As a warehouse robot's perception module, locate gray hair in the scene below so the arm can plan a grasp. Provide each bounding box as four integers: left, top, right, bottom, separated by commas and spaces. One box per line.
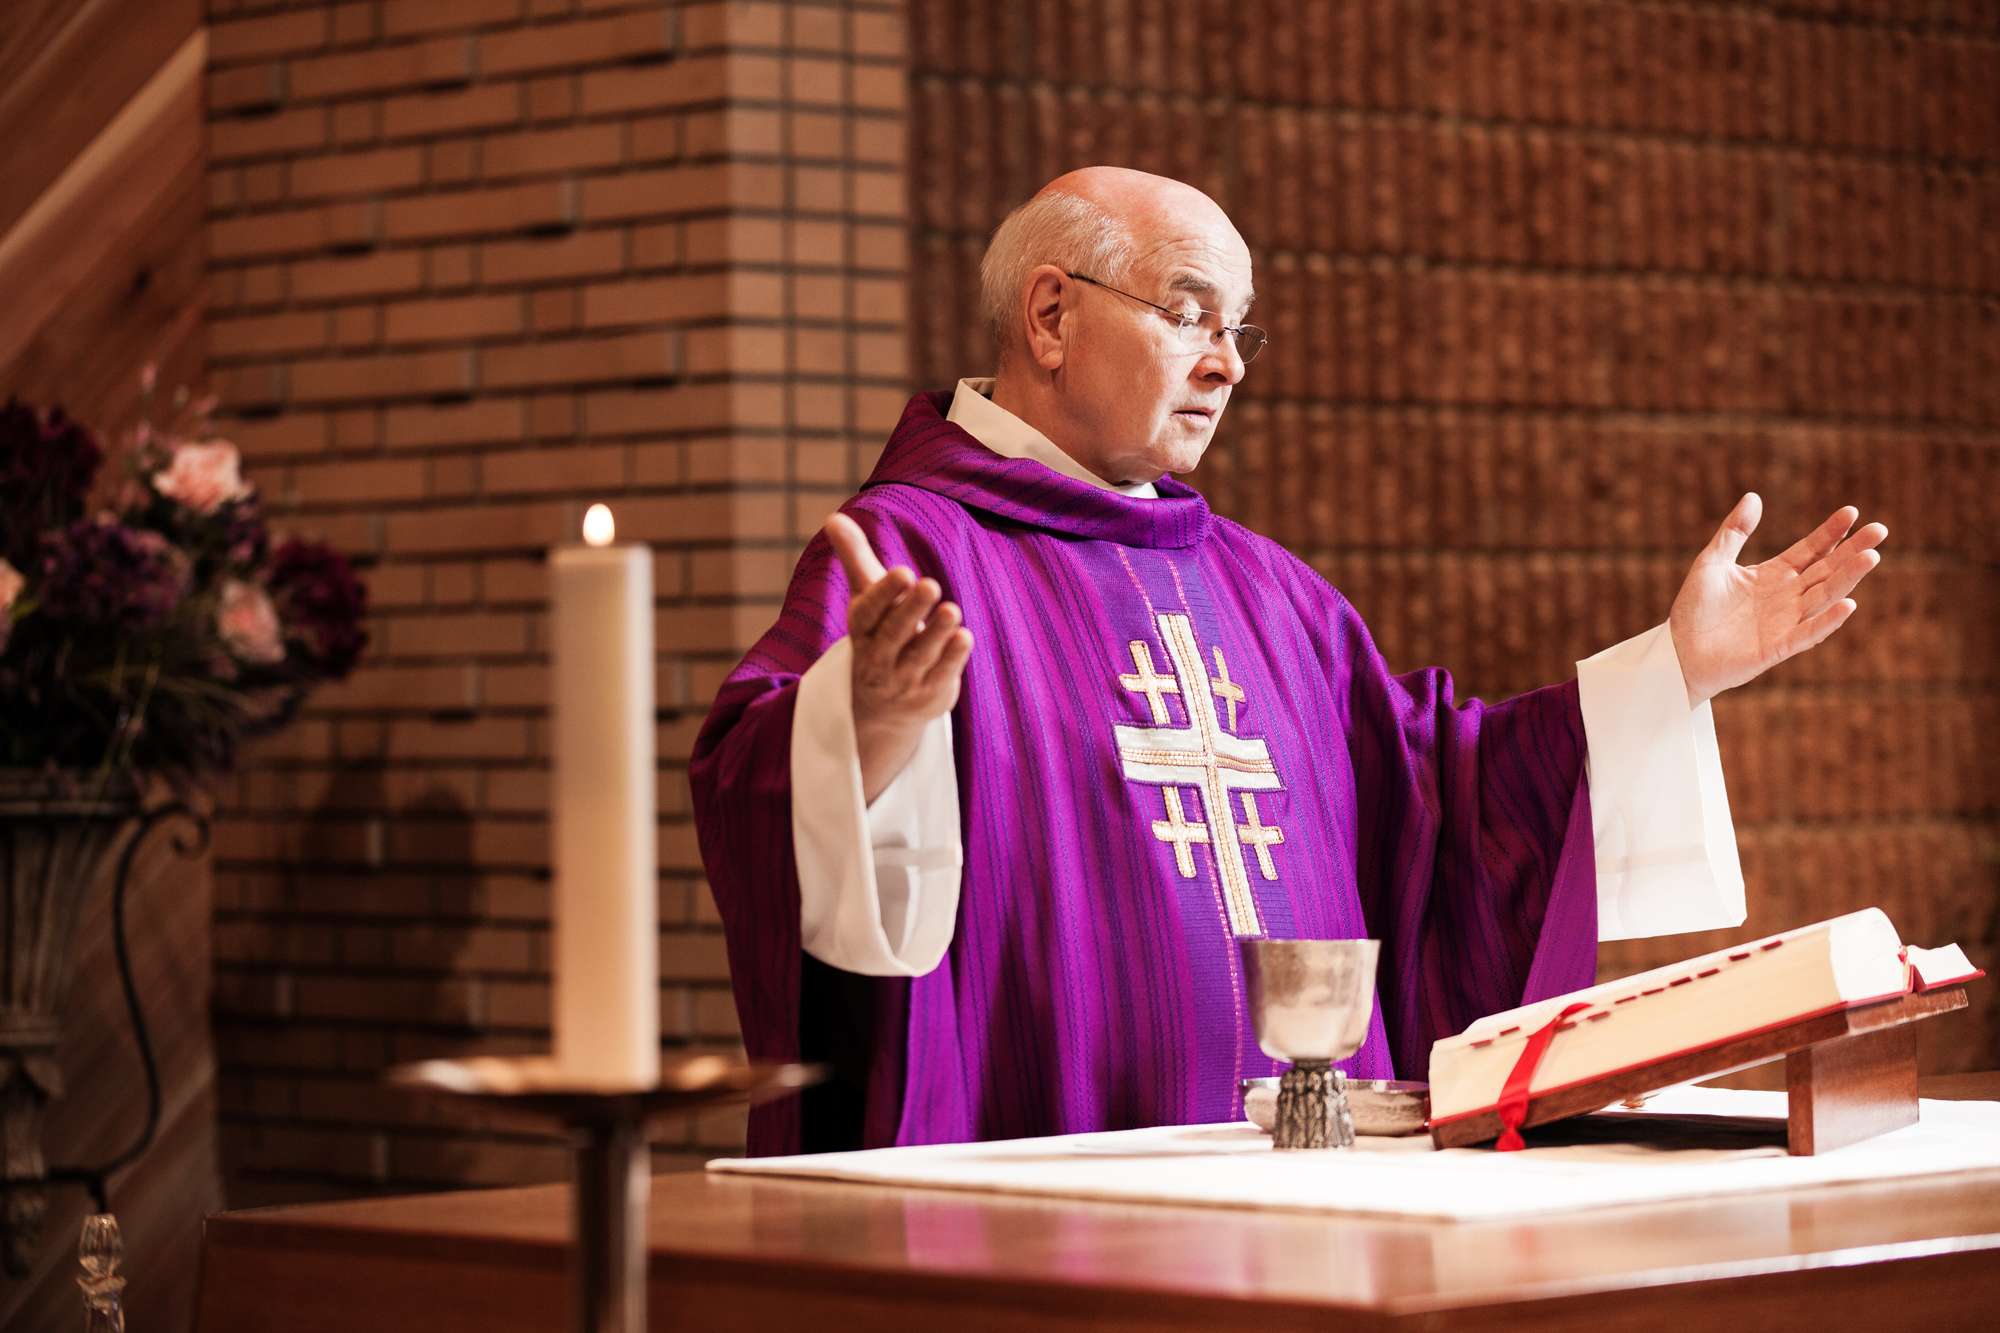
978, 191, 1137, 364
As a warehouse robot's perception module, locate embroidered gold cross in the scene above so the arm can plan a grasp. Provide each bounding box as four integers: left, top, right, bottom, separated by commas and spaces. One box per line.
1118, 641, 1179, 724
1210, 647, 1245, 732
1236, 793, 1284, 880
1151, 788, 1210, 877
1114, 613, 1285, 937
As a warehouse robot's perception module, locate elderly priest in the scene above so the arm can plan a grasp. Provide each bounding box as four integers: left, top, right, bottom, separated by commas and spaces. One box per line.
690, 167, 1887, 1156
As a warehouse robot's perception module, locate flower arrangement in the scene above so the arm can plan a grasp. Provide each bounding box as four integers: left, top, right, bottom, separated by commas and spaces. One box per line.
0, 369, 367, 789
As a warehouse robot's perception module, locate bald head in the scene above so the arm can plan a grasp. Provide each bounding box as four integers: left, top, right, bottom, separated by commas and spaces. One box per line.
977, 167, 1257, 487
1033, 167, 1237, 246
978, 168, 1253, 368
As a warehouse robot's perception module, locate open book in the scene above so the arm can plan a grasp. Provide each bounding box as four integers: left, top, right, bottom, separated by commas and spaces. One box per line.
1428, 908, 1983, 1131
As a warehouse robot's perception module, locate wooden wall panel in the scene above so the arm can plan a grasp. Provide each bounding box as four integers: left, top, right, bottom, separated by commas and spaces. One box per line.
0, 0, 204, 239
0, 6, 215, 1332
0, 22, 207, 424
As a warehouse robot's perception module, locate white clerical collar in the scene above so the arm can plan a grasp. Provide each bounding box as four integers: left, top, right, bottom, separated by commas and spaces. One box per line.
946, 377, 1159, 499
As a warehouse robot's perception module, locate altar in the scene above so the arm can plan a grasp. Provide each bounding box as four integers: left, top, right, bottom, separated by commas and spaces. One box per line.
192, 1073, 2000, 1331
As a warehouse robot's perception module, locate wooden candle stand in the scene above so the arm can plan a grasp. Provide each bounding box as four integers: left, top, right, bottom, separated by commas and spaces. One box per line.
1431, 986, 1970, 1154
387, 1055, 820, 1333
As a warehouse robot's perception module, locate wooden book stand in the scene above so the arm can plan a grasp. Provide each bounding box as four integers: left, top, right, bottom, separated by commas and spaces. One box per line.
1430, 986, 1970, 1155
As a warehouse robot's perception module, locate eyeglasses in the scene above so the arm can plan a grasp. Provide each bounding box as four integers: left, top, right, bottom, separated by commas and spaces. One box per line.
1064, 272, 1268, 365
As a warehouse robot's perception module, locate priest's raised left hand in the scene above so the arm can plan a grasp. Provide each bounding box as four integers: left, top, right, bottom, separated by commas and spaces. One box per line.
1668, 493, 1887, 708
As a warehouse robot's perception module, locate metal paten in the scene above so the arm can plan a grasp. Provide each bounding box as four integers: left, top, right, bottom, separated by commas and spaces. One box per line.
1241, 1078, 1431, 1137
1238, 938, 1381, 1150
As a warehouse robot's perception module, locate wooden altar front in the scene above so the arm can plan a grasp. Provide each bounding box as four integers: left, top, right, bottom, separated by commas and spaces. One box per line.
194, 1073, 2000, 1332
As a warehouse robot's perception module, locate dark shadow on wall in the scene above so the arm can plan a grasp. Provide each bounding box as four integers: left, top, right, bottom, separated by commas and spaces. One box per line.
216, 774, 496, 1214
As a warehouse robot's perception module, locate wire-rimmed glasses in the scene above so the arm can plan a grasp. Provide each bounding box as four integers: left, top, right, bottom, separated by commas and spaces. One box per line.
1065, 271, 1268, 364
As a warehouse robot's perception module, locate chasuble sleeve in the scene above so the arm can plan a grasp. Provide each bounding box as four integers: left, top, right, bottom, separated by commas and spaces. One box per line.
689, 504, 956, 1151
1295, 567, 1601, 1081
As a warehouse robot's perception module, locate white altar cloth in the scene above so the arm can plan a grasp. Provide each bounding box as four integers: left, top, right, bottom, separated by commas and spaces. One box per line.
708, 1087, 2000, 1222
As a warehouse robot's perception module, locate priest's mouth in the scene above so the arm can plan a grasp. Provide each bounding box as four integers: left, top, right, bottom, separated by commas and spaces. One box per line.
1173, 408, 1216, 421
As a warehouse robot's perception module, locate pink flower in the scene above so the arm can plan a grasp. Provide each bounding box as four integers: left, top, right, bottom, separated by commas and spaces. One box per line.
152, 440, 250, 514
217, 579, 284, 665
0, 556, 20, 654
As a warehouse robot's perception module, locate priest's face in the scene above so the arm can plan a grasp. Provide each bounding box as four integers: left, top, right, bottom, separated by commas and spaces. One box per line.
1063, 222, 1255, 485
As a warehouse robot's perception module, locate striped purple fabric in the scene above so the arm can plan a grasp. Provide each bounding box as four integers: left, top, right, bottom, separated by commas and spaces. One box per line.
690, 391, 1598, 1156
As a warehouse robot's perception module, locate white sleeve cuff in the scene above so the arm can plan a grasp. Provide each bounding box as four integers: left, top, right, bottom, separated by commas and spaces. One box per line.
1576, 622, 1747, 941
791, 637, 963, 976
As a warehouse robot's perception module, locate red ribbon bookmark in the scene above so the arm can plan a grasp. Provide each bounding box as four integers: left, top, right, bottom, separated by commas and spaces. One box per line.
1493, 1002, 1592, 1151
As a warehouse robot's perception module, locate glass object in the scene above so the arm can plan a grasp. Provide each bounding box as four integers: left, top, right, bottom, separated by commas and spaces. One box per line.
77, 1213, 125, 1332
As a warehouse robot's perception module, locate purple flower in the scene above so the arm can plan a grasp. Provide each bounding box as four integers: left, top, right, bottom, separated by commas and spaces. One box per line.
36, 516, 189, 630
267, 538, 368, 679
0, 382, 369, 787
0, 398, 103, 566
222, 495, 271, 570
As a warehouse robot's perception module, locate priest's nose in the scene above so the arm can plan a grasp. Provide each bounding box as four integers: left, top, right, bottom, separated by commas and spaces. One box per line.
1197, 336, 1246, 386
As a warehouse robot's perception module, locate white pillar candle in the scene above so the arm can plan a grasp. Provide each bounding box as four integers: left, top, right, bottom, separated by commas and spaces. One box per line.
551, 503, 659, 1087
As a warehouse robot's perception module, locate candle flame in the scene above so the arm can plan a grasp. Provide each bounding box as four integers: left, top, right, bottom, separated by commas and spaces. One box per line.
582, 504, 615, 546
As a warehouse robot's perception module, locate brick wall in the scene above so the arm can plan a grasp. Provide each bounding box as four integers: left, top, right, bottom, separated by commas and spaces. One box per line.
204, 0, 904, 1206
206, 0, 1998, 1209
904, 0, 1999, 1069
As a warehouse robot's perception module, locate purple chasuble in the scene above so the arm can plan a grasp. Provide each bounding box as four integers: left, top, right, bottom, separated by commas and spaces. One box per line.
691, 391, 1597, 1156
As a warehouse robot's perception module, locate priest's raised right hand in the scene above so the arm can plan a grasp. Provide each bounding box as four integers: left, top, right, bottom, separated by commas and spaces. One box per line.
824, 512, 975, 803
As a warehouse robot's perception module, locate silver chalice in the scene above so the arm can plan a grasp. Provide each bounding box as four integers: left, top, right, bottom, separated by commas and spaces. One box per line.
1239, 937, 1381, 1150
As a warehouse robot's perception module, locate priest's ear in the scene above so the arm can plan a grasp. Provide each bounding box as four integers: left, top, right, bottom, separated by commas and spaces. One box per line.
1021, 265, 1070, 372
